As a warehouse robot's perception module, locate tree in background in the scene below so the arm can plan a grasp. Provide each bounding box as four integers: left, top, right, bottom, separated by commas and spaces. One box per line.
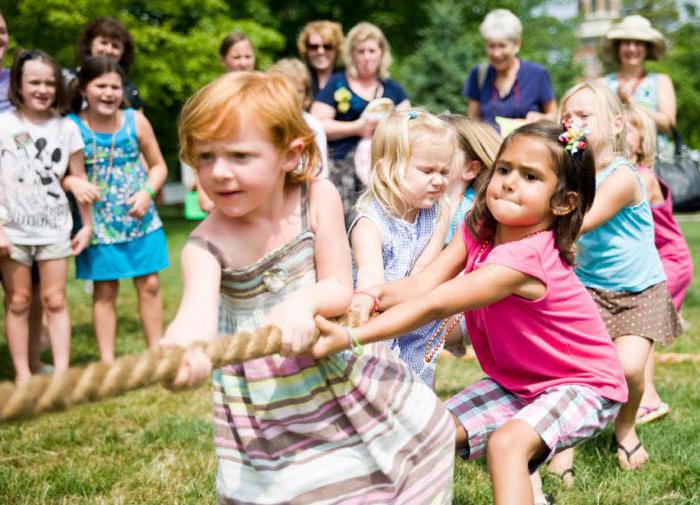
1, 0, 284, 166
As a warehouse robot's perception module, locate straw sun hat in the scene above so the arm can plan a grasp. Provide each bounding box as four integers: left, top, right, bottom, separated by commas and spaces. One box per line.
605, 15, 666, 60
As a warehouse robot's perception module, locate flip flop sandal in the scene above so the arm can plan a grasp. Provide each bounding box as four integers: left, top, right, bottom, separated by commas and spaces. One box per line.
614, 437, 644, 470
636, 402, 670, 425
554, 467, 575, 488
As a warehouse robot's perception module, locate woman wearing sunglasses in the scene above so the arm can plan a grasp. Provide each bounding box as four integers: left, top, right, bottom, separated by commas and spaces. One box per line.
297, 20, 344, 96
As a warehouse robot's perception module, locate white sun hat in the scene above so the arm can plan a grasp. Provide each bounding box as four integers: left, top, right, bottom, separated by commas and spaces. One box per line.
605, 15, 666, 60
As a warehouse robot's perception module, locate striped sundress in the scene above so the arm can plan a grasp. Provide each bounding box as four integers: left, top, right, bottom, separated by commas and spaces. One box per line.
189, 185, 455, 504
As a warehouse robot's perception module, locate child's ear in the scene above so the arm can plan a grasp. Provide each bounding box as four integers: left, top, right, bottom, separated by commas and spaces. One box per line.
463, 159, 482, 183
552, 191, 578, 216
281, 138, 305, 173
611, 114, 625, 138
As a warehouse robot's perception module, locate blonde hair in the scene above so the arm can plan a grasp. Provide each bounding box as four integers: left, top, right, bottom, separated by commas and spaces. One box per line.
358, 110, 456, 217
620, 96, 657, 166
559, 81, 627, 157
297, 20, 344, 66
344, 22, 392, 80
268, 58, 312, 110
178, 71, 319, 182
480, 9, 522, 42
439, 114, 501, 185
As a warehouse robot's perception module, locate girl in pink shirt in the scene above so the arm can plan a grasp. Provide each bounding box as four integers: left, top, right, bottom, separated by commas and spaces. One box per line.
312, 121, 628, 505
623, 99, 692, 424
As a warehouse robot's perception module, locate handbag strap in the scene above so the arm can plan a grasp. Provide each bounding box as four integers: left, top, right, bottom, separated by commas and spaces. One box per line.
669, 126, 684, 157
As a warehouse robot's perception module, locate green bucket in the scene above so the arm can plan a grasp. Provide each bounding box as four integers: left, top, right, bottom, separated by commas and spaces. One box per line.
184, 190, 208, 221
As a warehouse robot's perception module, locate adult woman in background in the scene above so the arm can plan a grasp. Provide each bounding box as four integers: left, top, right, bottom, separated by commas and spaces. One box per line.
463, 9, 556, 134
219, 32, 256, 72
602, 15, 675, 161
297, 20, 343, 96
67, 17, 142, 109
311, 21, 409, 213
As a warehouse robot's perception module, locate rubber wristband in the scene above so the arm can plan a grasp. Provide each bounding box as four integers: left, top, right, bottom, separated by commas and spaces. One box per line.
354, 290, 379, 313
344, 327, 364, 356
143, 183, 156, 199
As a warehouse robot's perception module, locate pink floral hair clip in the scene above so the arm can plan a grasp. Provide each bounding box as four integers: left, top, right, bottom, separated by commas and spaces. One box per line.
559, 120, 589, 155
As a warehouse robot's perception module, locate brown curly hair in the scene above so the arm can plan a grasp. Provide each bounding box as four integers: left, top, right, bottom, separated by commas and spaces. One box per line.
76, 17, 134, 73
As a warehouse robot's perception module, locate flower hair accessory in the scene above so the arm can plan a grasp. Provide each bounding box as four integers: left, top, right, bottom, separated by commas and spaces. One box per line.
559, 121, 589, 155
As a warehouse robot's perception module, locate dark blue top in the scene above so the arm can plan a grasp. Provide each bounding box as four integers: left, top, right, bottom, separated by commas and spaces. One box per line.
462, 60, 554, 130
315, 72, 408, 161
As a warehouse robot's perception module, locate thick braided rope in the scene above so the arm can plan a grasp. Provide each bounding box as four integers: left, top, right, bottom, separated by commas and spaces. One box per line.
0, 313, 356, 423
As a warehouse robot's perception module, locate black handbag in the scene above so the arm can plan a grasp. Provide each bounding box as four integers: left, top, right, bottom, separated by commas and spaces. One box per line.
654, 127, 700, 212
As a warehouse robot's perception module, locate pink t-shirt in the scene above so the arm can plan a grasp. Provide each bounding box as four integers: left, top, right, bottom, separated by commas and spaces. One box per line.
461, 225, 628, 403
638, 165, 693, 311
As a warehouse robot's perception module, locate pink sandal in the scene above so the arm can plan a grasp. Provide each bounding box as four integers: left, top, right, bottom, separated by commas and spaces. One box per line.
636, 402, 669, 425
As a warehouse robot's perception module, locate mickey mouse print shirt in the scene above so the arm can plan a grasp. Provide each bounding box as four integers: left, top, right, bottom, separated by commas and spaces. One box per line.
0, 111, 84, 244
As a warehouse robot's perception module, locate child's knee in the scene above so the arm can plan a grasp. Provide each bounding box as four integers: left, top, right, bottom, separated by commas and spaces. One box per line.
622, 360, 646, 389
7, 291, 32, 315
137, 274, 160, 297
487, 425, 523, 460
41, 291, 67, 313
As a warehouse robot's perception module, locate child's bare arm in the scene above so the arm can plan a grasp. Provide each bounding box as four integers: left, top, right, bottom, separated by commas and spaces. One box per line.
62, 175, 101, 204
350, 216, 384, 321
66, 150, 93, 255
581, 165, 642, 234
129, 111, 168, 218
162, 242, 222, 347
161, 241, 222, 389
312, 263, 533, 358
411, 204, 450, 275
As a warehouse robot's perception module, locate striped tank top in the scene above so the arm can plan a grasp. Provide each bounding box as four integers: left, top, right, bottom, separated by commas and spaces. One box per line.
189, 184, 455, 504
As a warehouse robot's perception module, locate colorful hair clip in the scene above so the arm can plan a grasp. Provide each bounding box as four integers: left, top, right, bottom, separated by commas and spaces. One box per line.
559, 120, 589, 155
407, 111, 418, 120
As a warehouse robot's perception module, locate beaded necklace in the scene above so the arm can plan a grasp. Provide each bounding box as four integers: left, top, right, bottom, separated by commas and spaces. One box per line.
423, 239, 489, 363
84, 110, 118, 184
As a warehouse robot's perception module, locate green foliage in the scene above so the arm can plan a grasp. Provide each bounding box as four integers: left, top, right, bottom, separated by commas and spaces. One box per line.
397, 0, 480, 114
396, 0, 580, 114
0, 0, 284, 169
225, 0, 432, 59
655, 16, 700, 147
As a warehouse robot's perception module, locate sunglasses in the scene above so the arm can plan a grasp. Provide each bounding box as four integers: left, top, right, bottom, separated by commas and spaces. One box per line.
308, 43, 334, 52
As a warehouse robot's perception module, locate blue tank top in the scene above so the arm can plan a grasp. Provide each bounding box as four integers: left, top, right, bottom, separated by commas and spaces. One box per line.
576, 157, 665, 292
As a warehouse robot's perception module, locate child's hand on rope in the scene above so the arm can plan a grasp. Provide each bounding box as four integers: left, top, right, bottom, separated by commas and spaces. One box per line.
349, 291, 377, 325
168, 345, 212, 390
266, 299, 317, 356
311, 315, 352, 359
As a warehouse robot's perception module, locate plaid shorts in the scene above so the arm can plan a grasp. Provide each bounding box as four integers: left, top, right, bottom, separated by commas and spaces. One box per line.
445, 378, 621, 471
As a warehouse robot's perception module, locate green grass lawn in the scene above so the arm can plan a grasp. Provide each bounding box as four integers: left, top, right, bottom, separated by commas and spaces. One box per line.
1, 206, 699, 504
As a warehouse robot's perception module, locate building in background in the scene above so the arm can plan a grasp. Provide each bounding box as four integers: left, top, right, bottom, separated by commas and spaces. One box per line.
575, 0, 621, 78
